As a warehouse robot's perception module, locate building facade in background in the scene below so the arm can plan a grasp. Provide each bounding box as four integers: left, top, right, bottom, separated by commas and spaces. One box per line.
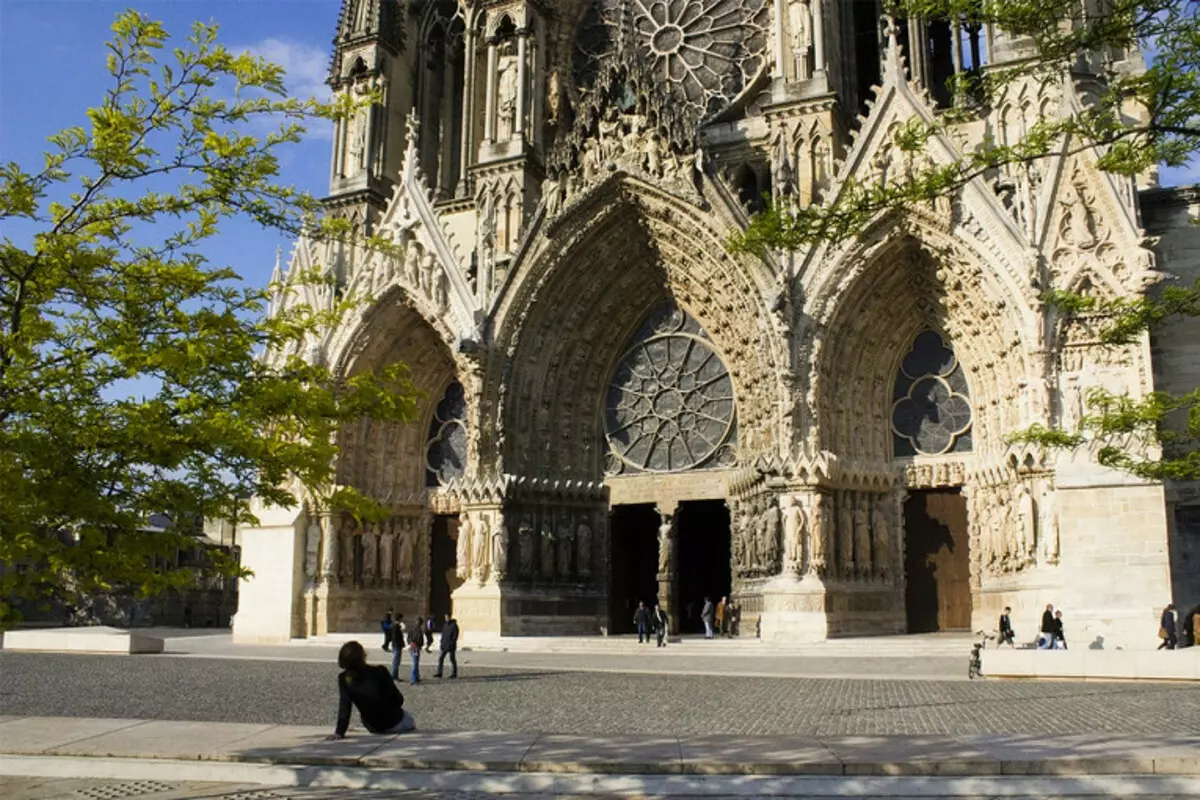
234, 0, 1200, 646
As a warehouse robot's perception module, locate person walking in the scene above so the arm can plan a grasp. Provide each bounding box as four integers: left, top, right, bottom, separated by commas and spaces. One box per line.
634, 601, 651, 644
653, 604, 669, 647
407, 616, 424, 685
1037, 604, 1055, 649
701, 597, 715, 639
727, 599, 740, 637
326, 641, 415, 740
381, 610, 394, 652
424, 616, 435, 653
1158, 604, 1178, 650
1052, 609, 1068, 650
390, 613, 407, 680
998, 606, 1015, 647
435, 615, 459, 678
715, 596, 727, 638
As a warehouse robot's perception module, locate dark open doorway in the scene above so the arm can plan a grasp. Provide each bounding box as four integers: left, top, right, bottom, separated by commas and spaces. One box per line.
429, 514, 460, 624
904, 489, 971, 632
676, 500, 732, 635
608, 504, 660, 634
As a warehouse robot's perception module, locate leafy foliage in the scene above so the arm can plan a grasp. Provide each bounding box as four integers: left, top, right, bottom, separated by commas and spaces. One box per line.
0, 12, 416, 624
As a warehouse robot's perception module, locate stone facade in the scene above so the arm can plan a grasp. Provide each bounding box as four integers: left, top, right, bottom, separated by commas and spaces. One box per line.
232, 0, 1198, 648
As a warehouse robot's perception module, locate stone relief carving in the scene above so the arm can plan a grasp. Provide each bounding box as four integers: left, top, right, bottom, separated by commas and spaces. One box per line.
577, 519, 593, 580
871, 496, 892, 580
539, 515, 556, 580
781, 494, 806, 575
852, 493, 872, 579
557, 511, 576, 581
517, 514, 535, 579
456, 515, 473, 580
474, 513, 491, 582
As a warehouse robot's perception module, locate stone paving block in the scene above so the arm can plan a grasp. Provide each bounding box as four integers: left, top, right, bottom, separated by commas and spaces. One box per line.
45, 720, 276, 759
955, 733, 1195, 775
520, 734, 682, 774
218, 723, 394, 765
0, 716, 145, 754
361, 730, 538, 771
678, 734, 842, 775
821, 735, 1002, 776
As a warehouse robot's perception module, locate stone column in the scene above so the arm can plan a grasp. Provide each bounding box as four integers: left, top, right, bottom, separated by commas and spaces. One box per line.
772, 0, 787, 78
811, 0, 825, 73
483, 39, 498, 143
655, 503, 678, 632
514, 30, 528, 139
458, 27, 477, 193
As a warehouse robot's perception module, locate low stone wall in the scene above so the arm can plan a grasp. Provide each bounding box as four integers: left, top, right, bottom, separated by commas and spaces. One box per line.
983, 647, 1199, 681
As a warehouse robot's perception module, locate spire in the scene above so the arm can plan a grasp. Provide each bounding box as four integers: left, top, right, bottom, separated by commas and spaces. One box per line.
333, 0, 405, 51
270, 245, 283, 285
881, 15, 906, 86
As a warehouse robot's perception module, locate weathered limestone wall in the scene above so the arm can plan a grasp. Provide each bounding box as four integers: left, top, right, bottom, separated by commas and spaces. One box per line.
232, 504, 304, 644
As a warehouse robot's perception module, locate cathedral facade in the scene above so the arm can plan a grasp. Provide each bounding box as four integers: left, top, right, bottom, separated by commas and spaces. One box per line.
233, 0, 1200, 647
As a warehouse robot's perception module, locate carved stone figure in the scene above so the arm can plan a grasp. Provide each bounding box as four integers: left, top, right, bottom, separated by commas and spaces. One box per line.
871, 497, 891, 579
811, 493, 830, 576
837, 491, 855, 577
1039, 489, 1061, 565
1015, 483, 1036, 566
379, 521, 395, 585
539, 516, 556, 580
304, 516, 321, 578
773, 129, 795, 197
362, 524, 379, 583
496, 47, 519, 142
318, 514, 337, 582
644, 134, 663, 178
491, 520, 508, 582
787, 0, 812, 80
396, 517, 416, 585
340, 521, 356, 584
557, 512, 575, 580
782, 495, 806, 575
657, 515, 674, 576
474, 513, 491, 581
456, 515, 473, 580
1061, 180, 1097, 249
853, 494, 872, 578
761, 501, 780, 573
347, 108, 367, 176
517, 514, 535, 579
577, 520, 593, 580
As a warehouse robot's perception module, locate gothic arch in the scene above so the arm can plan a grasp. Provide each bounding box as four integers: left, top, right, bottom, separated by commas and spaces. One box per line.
805, 217, 1033, 464
488, 178, 787, 480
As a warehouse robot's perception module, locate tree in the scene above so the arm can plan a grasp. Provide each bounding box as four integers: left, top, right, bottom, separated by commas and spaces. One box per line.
0, 12, 416, 624
732, 0, 1200, 481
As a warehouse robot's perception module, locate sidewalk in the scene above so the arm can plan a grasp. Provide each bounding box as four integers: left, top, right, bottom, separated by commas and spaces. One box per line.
2, 716, 1197, 777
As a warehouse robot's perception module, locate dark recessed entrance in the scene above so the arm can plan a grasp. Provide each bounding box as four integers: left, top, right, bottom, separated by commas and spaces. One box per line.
429, 514, 460, 623
904, 489, 971, 632
608, 504, 660, 634
676, 500, 732, 635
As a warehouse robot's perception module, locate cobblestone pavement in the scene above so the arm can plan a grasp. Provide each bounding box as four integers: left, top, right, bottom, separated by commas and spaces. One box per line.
2, 653, 1197, 737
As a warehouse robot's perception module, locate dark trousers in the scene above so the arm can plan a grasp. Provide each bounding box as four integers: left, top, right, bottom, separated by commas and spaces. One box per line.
637, 621, 648, 642
656, 628, 666, 647
436, 650, 457, 677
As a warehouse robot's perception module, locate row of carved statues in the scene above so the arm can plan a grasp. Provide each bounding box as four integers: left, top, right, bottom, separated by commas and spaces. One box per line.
457, 507, 602, 586
971, 480, 1061, 575
304, 514, 426, 591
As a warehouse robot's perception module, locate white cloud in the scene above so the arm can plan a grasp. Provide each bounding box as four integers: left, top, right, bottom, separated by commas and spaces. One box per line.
233, 37, 333, 140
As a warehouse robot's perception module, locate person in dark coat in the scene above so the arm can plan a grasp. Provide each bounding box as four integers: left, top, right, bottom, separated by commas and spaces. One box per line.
390, 614, 407, 679
326, 641, 414, 740
1052, 610, 1068, 649
998, 606, 1015, 647
634, 601, 651, 643
381, 610, 394, 652
424, 616, 435, 653
435, 615, 459, 678
653, 604, 669, 647
1038, 604, 1055, 649
1158, 604, 1178, 650
407, 617, 424, 685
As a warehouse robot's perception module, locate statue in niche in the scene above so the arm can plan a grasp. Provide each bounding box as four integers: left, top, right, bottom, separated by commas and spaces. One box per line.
644, 134, 663, 178
379, 520, 395, 585
546, 69, 563, 128
474, 513, 491, 581
763, 501, 780, 572
577, 519, 593, 580
581, 139, 602, 182
871, 497, 891, 579
362, 524, 379, 583
731, 510, 747, 574
1039, 489, 1060, 565
396, 517, 416, 585
404, 242, 421, 286
540, 515, 556, 580
491, 520, 508, 582
434, 271, 448, 310
599, 107, 623, 162
304, 516, 321, 578
744, 510, 759, 574
812, 138, 831, 193
340, 522, 357, 584
853, 494, 872, 579
1060, 179, 1097, 249
837, 491, 855, 577
456, 515, 473, 580
319, 514, 338, 581
772, 129, 795, 197
517, 514, 535, 579
657, 514, 674, 576
788, 0, 813, 80
557, 512, 575, 581
812, 493, 830, 576
419, 252, 435, 295
1015, 483, 1036, 566
496, 43, 519, 142
781, 495, 806, 575
347, 107, 367, 177
542, 173, 566, 217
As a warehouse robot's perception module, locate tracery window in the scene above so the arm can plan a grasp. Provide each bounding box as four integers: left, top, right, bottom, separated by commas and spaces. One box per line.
426, 381, 468, 486
604, 302, 737, 475
891, 330, 973, 457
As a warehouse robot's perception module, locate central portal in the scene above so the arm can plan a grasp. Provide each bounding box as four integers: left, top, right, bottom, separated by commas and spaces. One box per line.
676, 500, 732, 635
904, 489, 971, 632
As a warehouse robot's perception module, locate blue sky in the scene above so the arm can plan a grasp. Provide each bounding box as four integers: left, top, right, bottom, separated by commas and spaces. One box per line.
0, 0, 340, 291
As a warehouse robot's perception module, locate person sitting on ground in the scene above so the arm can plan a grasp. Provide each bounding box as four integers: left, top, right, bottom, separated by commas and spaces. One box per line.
1052, 609, 1068, 650
998, 606, 1015, 647
1037, 604, 1055, 649
326, 641, 415, 740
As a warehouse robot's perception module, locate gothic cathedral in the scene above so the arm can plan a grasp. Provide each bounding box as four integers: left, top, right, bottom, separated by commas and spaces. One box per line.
234, 0, 1200, 647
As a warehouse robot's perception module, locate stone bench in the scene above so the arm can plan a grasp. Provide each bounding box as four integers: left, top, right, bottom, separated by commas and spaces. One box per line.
982, 647, 1199, 681
0, 626, 163, 655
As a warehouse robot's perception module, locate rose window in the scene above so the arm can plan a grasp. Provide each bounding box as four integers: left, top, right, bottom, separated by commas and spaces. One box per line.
891, 330, 973, 457
426, 381, 468, 486
604, 303, 737, 474
575, 0, 770, 131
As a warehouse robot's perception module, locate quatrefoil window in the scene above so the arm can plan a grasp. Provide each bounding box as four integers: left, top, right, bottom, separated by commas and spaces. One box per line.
891, 330, 973, 457
426, 381, 468, 486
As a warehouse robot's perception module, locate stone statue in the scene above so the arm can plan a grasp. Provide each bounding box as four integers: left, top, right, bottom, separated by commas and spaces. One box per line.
813, 493, 831, 575
599, 108, 622, 162
644, 134, 663, 178
853, 495, 872, 578
517, 514, 535, 578
772, 129, 794, 197
404, 242, 420, 286
379, 520, 395, 585
362, 524, 378, 583
871, 497, 891, 579
492, 520, 508, 582
496, 46, 519, 142
557, 512, 575, 581
347, 107, 367, 176
576, 520, 593, 580
837, 491, 855, 577
474, 513, 491, 581
657, 515, 674, 576
340, 521, 356, 584
763, 502, 781, 572
1015, 483, 1036, 566
788, 0, 812, 80
744, 510, 759, 573
781, 495, 806, 575
1039, 489, 1060, 565
731, 511, 747, 574
1061, 180, 1097, 249
304, 516, 321, 578
540, 516, 556, 580
456, 515, 473, 580
396, 517, 416, 584
319, 514, 338, 581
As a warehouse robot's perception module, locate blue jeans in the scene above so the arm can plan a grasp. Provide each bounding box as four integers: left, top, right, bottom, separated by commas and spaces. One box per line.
703, 619, 714, 638
409, 648, 420, 684
391, 646, 402, 679
637, 621, 647, 642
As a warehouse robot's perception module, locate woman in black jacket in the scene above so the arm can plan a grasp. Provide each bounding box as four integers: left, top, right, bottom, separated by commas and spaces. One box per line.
326, 641, 415, 740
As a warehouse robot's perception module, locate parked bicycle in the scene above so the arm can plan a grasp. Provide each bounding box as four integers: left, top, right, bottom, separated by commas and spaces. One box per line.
968, 630, 994, 679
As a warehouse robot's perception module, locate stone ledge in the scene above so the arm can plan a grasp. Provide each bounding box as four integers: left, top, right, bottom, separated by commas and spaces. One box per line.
1, 717, 1197, 777
982, 648, 1200, 681
0, 627, 163, 655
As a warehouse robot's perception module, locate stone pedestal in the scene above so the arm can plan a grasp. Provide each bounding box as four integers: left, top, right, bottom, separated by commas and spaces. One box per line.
757, 575, 830, 642
450, 581, 504, 638
233, 502, 304, 644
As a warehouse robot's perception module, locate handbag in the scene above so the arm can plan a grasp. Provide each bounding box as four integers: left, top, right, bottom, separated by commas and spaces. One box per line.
1158, 627, 1170, 639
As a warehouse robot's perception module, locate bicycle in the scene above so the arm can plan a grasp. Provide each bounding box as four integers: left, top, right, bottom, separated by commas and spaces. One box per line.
968, 630, 995, 679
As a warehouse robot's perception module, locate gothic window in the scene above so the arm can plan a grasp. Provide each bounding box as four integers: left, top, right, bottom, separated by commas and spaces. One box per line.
604, 302, 737, 475
891, 330, 973, 457
575, 0, 770, 133
426, 381, 468, 486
